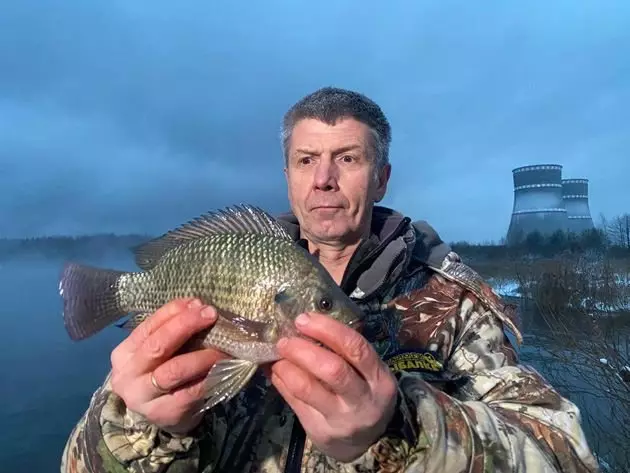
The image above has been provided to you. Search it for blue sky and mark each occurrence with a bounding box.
[0,0,628,243]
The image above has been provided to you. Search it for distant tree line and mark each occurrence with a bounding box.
[2,213,629,264]
[0,233,151,261]
[452,212,630,261]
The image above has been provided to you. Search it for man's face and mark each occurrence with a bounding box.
[284,117,391,245]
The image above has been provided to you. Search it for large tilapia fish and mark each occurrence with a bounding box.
[59,204,364,411]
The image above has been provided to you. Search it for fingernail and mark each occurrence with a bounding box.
[188,299,203,309]
[277,337,288,349]
[201,306,217,320]
[295,313,310,327]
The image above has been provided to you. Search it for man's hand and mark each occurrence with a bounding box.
[270,312,398,462]
[110,298,228,435]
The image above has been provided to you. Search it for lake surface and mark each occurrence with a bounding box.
[0,254,623,471]
[0,254,135,472]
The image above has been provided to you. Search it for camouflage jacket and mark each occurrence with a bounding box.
[61,206,601,473]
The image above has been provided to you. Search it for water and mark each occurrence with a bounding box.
[0,255,625,471]
[0,254,135,472]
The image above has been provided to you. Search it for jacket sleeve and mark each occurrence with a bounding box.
[60,372,224,473]
[339,262,602,473]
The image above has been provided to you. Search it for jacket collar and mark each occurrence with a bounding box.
[275,206,408,243]
[275,206,451,300]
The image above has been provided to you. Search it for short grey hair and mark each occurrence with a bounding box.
[280,87,392,171]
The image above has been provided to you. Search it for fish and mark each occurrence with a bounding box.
[58,204,365,412]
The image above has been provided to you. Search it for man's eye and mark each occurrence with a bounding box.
[340,155,354,163]
[299,157,312,165]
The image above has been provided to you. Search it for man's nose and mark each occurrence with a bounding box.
[313,160,339,191]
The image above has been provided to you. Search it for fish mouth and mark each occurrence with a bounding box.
[347,317,365,331]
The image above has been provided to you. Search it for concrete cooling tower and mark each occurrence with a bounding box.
[562,178,595,233]
[506,164,568,244]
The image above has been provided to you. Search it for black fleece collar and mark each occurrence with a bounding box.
[276,206,409,242]
[275,206,451,299]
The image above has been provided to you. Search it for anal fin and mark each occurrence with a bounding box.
[198,359,259,413]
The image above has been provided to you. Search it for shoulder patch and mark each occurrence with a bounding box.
[383,348,445,376]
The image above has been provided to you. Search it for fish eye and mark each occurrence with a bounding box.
[318,296,333,312]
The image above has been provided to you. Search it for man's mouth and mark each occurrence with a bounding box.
[311,205,343,210]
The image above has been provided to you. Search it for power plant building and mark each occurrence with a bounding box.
[506,164,594,244]
[562,179,595,233]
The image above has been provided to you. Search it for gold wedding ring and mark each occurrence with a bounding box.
[150,372,170,395]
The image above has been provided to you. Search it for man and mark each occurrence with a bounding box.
[61,87,600,472]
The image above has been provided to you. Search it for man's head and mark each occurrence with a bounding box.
[281,87,392,247]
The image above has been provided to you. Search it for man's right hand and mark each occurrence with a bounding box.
[109,298,227,435]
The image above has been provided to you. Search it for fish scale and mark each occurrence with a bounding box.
[123,234,287,316]
[58,204,365,412]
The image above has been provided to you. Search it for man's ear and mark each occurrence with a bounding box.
[284,166,294,206]
[374,164,391,202]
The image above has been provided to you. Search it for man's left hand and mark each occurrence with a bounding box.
[270,312,399,462]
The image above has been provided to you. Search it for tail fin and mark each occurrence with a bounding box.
[59,262,129,341]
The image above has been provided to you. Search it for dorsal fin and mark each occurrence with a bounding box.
[133,204,292,271]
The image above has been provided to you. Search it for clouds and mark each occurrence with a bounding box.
[0,0,628,242]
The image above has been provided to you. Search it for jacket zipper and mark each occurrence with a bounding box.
[284,418,306,473]
[341,217,410,293]
[282,216,410,473]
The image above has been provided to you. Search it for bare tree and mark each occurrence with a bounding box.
[606,214,630,249]
[513,255,630,472]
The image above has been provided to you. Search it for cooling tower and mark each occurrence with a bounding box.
[506,164,568,244]
[562,179,594,234]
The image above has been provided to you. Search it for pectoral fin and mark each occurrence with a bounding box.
[217,309,277,343]
[199,358,259,413]
[115,312,151,330]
